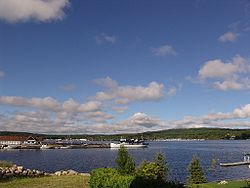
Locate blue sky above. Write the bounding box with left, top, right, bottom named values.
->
left=0, top=0, right=250, bottom=134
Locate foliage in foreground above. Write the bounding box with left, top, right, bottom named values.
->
left=187, top=156, right=207, bottom=184
left=90, top=168, right=134, bottom=188
left=115, top=145, right=135, bottom=175
left=90, top=148, right=184, bottom=188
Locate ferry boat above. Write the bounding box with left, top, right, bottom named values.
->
left=110, top=138, right=148, bottom=148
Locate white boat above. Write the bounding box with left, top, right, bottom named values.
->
left=110, top=139, right=148, bottom=148
left=40, top=144, right=54, bottom=149
left=60, top=145, right=72, bottom=149
left=3, top=145, right=21, bottom=149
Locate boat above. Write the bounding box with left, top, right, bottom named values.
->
left=60, top=145, right=72, bottom=149
left=40, top=144, right=54, bottom=149
left=110, top=138, right=148, bottom=148
left=3, top=145, right=21, bottom=149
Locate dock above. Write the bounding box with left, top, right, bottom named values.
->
left=220, top=153, right=250, bottom=167
left=220, top=161, right=250, bottom=167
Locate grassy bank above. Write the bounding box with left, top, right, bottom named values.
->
left=0, top=175, right=89, bottom=188
left=191, top=180, right=249, bottom=188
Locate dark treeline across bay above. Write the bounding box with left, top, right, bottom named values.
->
left=2, top=128, right=250, bottom=140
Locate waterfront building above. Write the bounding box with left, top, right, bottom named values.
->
left=0, top=136, right=43, bottom=145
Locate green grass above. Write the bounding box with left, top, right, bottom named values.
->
left=0, top=160, right=13, bottom=168
left=191, top=180, right=250, bottom=188
left=0, top=175, right=90, bottom=188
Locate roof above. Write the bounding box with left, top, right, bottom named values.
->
left=0, top=135, right=43, bottom=142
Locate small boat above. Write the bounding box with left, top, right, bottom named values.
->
left=3, top=145, right=21, bottom=149
left=110, top=138, right=148, bottom=148
left=40, top=144, right=54, bottom=149
left=60, top=145, right=72, bottom=149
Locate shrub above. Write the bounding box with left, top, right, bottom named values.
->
left=89, top=168, right=134, bottom=188
left=0, top=160, right=13, bottom=168
left=136, top=153, right=168, bottom=181
left=187, top=156, right=207, bottom=184
left=115, top=145, right=135, bottom=175
left=136, top=161, right=162, bottom=180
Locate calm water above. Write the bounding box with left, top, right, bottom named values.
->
left=1, top=140, right=250, bottom=183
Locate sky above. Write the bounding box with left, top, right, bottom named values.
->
left=0, top=0, right=250, bottom=134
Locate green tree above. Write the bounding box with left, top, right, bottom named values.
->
left=116, top=145, right=135, bottom=175
left=154, top=152, right=169, bottom=180
left=187, top=156, right=207, bottom=184
left=209, top=158, right=217, bottom=174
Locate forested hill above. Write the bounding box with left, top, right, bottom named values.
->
left=2, top=128, right=250, bottom=140
left=142, top=128, right=250, bottom=140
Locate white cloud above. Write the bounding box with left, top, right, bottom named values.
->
left=0, top=70, right=5, bottom=78
left=198, top=59, right=240, bottom=79
left=2, top=102, right=250, bottom=134
left=0, top=0, right=70, bottom=23
left=0, top=96, right=102, bottom=113
left=95, top=33, right=117, bottom=44
left=218, top=31, right=238, bottom=42
left=213, top=79, right=244, bottom=91
left=152, top=44, right=177, bottom=57
left=196, top=55, right=250, bottom=90
left=233, top=104, right=250, bottom=118
left=92, top=77, right=165, bottom=103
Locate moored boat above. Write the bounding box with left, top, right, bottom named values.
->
left=60, top=145, right=72, bottom=149
left=3, top=145, right=21, bottom=149
left=40, top=144, right=54, bottom=149
left=110, top=138, right=148, bottom=148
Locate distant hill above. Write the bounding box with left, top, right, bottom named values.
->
left=0, top=131, right=44, bottom=137
left=1, top=128, right=250, bottom=140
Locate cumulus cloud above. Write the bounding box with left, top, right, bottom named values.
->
left=119, top=103, right=250, bottom=133
left=152, top=44, right=177, bottom=57
left=218, top=31, right=238, bottom=42
left=92, top=77, right=165, bottom=104
left=95, top=33, right=117, bottom=44
left=2, top=102, right=250, bottom=133
left=196, top=55, right=250, bottom=90
left=0, top=96, right=102, bottom=113
left=0, top=70, right=5, bottom=78
left=0, top=0, right=70, bottom=23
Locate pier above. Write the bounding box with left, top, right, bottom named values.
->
left=220, top=153, right=250, bottom=167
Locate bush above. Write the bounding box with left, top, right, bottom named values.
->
left=136, top=161, right=162, bottom=180
left=0, top=160, right=13, bottom=168
left=136, top=153, right=168, bottom=181
left=116, top=145, right=135, bottom=175
left=187, top=156, right=207, bottom=184
left=89, top=168, right=134, bottom=188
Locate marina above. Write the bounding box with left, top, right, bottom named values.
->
left=0, top=135, right=148, bottom=150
